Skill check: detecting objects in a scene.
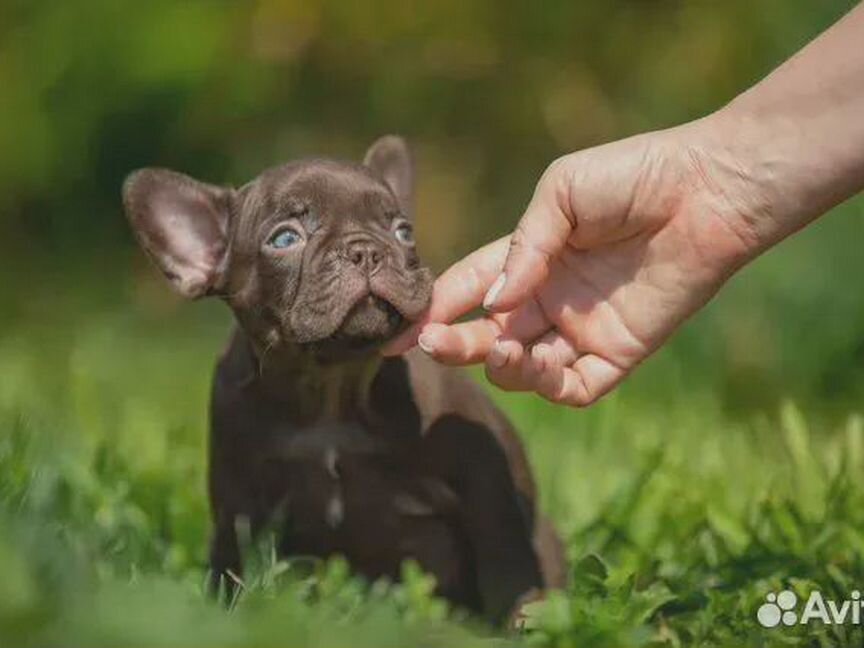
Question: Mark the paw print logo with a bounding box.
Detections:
[757,590,798,628]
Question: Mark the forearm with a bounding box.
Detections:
[706,2,864,254]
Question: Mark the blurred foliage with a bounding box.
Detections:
[1,0,863,413]
[0,0,855,261]
[2,0,864,646]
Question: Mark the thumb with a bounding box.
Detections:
[484,159,575,313]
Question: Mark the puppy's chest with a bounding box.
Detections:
[256,424,464,580]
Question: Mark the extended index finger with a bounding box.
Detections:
[382,235,510,356]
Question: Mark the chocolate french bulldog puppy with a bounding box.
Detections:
[122,136,565,623]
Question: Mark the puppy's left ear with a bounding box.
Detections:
[364,135,414,218]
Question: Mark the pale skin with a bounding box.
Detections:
[384,2,864,407]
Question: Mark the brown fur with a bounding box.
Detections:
[122,136,565,623]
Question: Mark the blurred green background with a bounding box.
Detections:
[2,1,864,646]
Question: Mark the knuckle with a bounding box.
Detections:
[509,221,553,266]
[543,155,573,184]
[460,344,478,366]
[509,222,530,250]
[485,366,517,392]
[571,388,592,408]
[564,370,594,408]
[462,264,486,302]
[533,371,561,403]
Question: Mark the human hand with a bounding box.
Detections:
[384,118,765,406]
[384,4,864,407]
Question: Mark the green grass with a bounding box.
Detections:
[4,214,864,647]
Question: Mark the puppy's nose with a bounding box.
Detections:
[347,240,384,273]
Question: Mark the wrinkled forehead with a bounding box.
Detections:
[239,161,399,230]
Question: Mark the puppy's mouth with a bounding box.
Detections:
[335,293,404,343]
[303,292,405,358]
[289,266,433,357]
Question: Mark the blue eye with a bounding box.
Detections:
[394,221,414,245]
[268,227,301,249]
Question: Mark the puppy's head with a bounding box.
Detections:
[123,136,433,360]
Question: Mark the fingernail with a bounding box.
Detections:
[531,344,551,370]
[417,333,436,355]
[488,341,508,368]
[483,273,506,311]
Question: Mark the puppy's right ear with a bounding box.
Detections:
[364,135,414,218]
[123,169,232,299]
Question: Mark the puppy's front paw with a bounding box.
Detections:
[508,587,546,632]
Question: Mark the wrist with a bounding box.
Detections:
[680,105,811,271]
[660,112,777,275]
[701,78,864,258]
